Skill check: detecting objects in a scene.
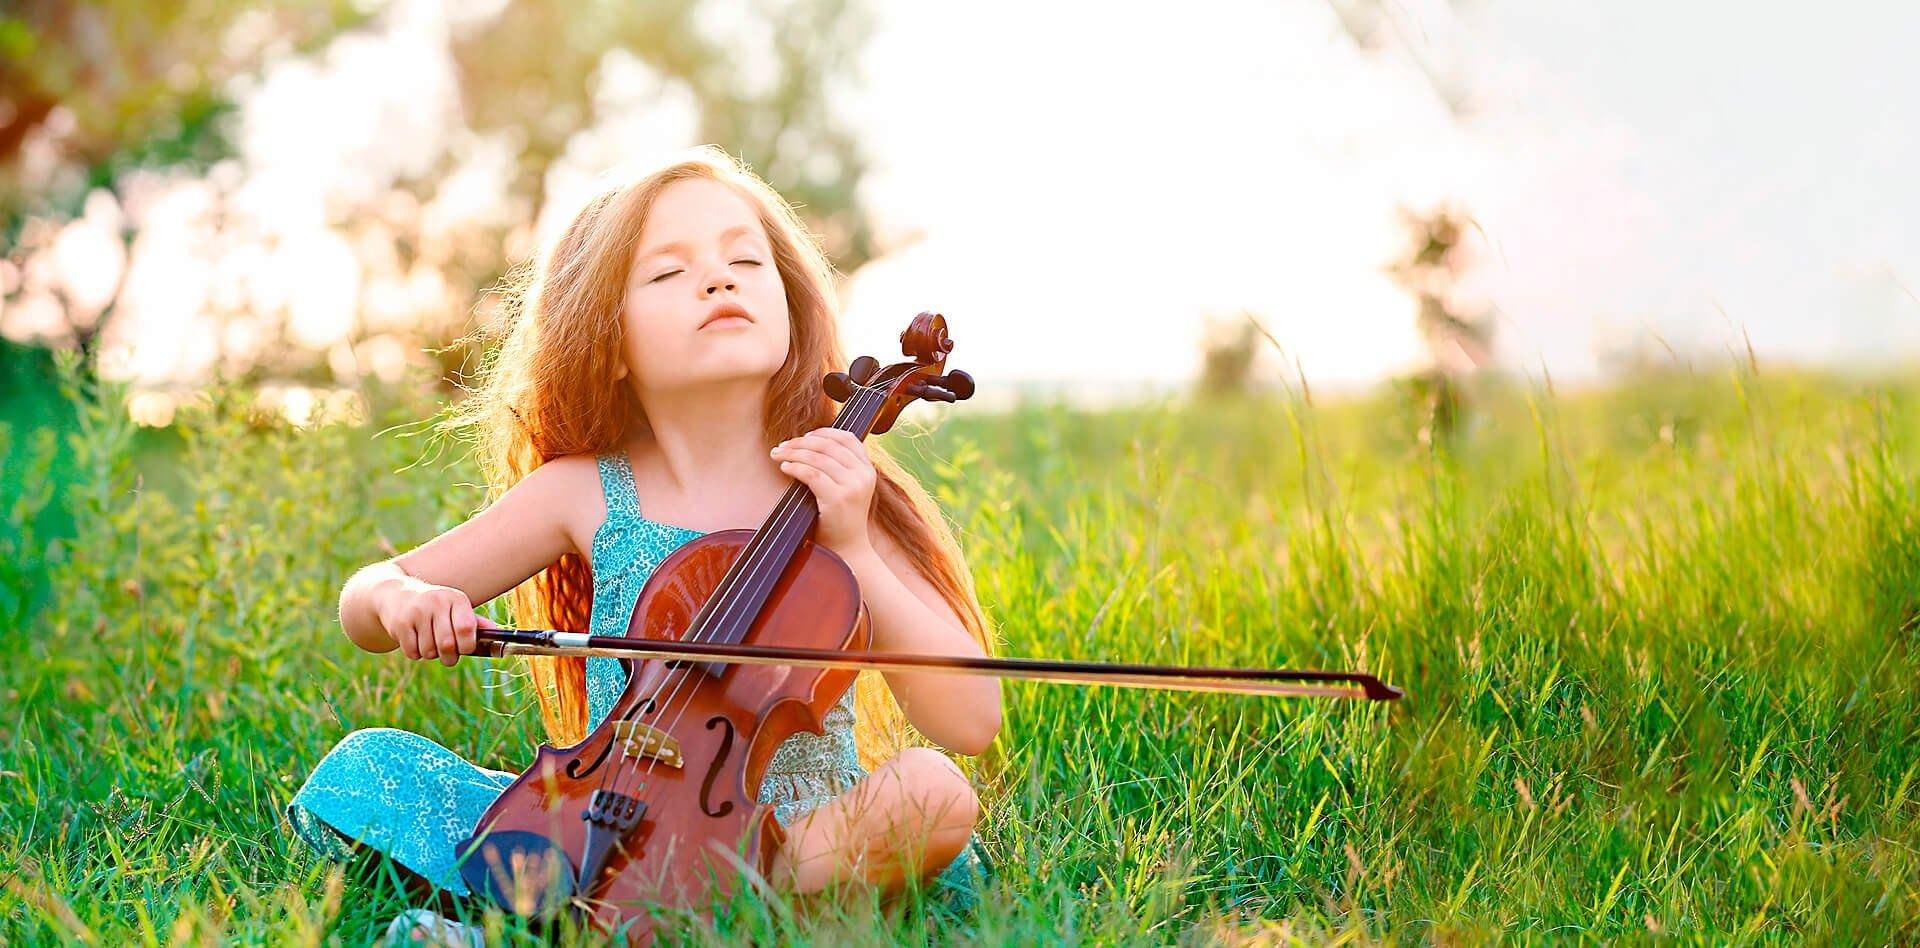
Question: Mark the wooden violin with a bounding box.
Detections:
[453,312,1401,940]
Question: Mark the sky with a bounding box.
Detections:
[13,0,1918,408]
[836,1,1920,391]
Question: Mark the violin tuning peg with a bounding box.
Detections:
[848,356,880,385]
[939,370,975,400]
[823,371,854,402]
[917,384,957,403]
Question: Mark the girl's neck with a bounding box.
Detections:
[631,379,789,522]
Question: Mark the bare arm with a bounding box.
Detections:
[339,455,600,659]
[842,531,1002,756]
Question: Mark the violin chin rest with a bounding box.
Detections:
[457,829,578,920]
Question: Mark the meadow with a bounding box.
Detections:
[2,354,1916,944]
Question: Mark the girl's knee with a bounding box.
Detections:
[890,747,980,832]
[891,746,963,784]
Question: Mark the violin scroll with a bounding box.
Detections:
[822,312,975,434]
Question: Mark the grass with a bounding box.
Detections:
[2,357,1916,944]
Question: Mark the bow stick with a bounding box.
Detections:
[475,628,1403,701]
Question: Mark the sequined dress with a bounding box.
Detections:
[286,451,987,912]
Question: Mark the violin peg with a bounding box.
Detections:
[939,370,975,400]
[849,356,880,385]
[823,371,854,402]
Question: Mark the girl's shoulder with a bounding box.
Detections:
[519,452,622,559]
[532,448,643,485]
[525,452,607,492]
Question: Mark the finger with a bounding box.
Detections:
[821,427,866,450]
[437,602,461,667]
[420,609,443,660]
[801,427,865,453]
[775,445,855,481]
[452,607,478,658]
[396,621,419,660]
[810,430,869,468]
[476,614,501,630]
[827,429,876,472]
[778,459,832,498]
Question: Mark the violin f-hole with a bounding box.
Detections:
[698,715,736,818]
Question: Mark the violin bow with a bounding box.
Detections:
[467,313,1401,704]
[474,628,1403,701]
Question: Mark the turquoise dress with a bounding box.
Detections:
[288,452,988,913]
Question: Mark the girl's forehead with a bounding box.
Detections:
[636,181,767,255]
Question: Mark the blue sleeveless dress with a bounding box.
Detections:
[287,451,987,911]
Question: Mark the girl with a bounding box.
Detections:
[288,145,999,944]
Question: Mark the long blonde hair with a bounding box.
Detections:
[455,146,990,766]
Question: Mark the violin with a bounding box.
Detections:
[453,313,1401,939]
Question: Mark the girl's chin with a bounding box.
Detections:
[654,360,783,389]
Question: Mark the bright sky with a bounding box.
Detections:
[18,0,1918,407]
[838,1,1920,391]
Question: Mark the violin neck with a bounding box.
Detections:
[684,386,888,649]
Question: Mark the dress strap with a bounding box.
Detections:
[595,450,644,519]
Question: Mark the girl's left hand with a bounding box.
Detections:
[771,427,876,559]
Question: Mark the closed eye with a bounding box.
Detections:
[648,269,682,284]
[733,258,763,267]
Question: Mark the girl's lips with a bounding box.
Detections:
[701,315,751,330]
[700,303,753,329]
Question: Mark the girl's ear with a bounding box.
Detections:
[613,361,629,381]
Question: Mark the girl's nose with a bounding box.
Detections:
[705,277,736,295]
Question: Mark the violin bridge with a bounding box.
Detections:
[612,720,684,769]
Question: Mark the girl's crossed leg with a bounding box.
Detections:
[769,747,980,894]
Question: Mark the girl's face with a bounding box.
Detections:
[618,177,792,395]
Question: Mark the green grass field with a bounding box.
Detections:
[2,359,1916,944]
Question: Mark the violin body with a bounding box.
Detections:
[458,529,868,937]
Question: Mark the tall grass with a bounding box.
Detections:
[2,360,1915,944]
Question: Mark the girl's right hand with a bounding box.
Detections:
[376,576,490,666]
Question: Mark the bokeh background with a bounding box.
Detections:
[6,0,1916,421]
[4,2,1918,943]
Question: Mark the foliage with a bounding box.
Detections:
[3,360,1917,943]
[0,1,365,218]
[1,0,878,390]
[450,0,880,267]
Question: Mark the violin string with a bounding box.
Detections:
[605,383,881,804]
[612,382,882,799]
[599,383,884,806]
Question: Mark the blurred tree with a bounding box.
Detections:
[452,0,877,268]
[1322,0,1477,120]
[1385,205,1493,444]
[1324,0,1499,447]
[1,0,878,409]
[0,1,365,368]
[0,1,364,218]
[428,0,878,387]
[1196,310,1263,399]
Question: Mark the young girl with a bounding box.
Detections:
[287,145,999,943]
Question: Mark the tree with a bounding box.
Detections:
[446,0,876,270]
[0,1,364,367]
[1195,310,1264,399]
[0,1,364,215]
[1325,0,1496,443]
[1,0,879,403]
[1385,205,1493,443]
